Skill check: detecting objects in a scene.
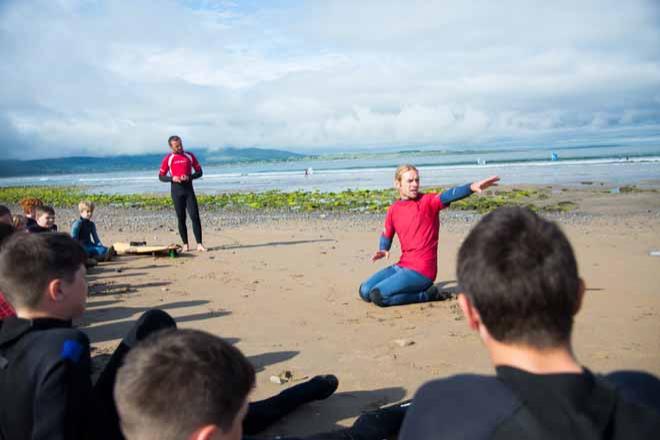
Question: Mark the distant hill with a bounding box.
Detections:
[0,147,308,178]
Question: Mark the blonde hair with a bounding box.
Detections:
[394,164,418,183]
[12,214,27,230]
[78,200,95,213]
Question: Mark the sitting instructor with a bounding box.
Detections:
[159,135,206,252]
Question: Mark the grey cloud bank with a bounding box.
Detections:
[1,0,659,159]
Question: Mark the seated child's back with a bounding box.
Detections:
[0,232,91,439]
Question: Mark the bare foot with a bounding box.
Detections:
[197,243,207,252]
[183,244,191,252]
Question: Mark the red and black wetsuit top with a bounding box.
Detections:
[159,151,202,182]
[382,193,446,280]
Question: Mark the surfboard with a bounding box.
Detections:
[113,242,182,257]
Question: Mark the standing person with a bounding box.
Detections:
[158,135,206,252]
[359,164,499,307]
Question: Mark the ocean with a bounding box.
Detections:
[2,143,659,194]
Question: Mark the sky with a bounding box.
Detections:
[1,0,659,159]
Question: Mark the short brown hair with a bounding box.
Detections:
[35,205,55,217]
[168,135,182,146]
[115,329,255,440]
[457,207,580,348]
[394,164,418,183]
[19,198,43,215]
[0,233,86,309]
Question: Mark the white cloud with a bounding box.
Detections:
[0,0,659,158]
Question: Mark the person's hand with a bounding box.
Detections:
[172,176,181,183]
[371,250,390,262]
[180,174,189,182]
[470,176,500,193]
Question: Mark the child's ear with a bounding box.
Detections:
[458,293,481,331]
[46,279,64,302]
[189,425,218,440]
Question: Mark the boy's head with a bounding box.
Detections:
[457,207,582,349]
[0,232,88,319]
[78,200,95,219]
[19,197,43,218]
[115,329,255,440]
[35,205,56,228]
[0,205,11,225]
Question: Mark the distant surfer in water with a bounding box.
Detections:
[158,135,206,252]
[359,164,499,307]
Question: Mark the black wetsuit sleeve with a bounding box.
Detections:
[159,173,172,182]
[191,169,203,180]
[33,340,93,440]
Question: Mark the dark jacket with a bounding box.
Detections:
[0,317,92,440]
[400,366,660,440]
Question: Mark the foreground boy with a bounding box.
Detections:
[400,207,660,439]
[71,200,115,261]
[0,233,176,439]
[116,329,410,440]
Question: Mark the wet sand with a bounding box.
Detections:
[72,186,660,437]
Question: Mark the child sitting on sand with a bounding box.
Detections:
[27,205,58,233]
[71,200,115,261]
[19,197,43,229]
[0,232,178,439]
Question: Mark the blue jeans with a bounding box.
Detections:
[84,243,109,258]
[359,265,434,307]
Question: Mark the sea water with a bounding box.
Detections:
[2,143,659,194]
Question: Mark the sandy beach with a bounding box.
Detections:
[39,185,660,437]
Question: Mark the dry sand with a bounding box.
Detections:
[78,187,660,437]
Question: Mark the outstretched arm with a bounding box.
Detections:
[438,176,500,206]
[470,175,500,193]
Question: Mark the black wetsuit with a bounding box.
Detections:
[400,366,660,439]
[0,310,176,440]
[0,317,93,439]
[27,224,58,233]
[158,151,203,245]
